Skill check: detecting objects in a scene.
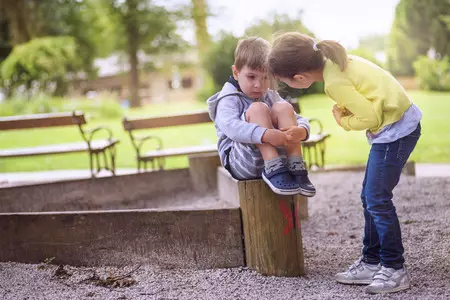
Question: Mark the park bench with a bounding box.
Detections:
[303,118,331,169]
[122,108,330,172]
[0,111,119,177]
[122,110,217,172]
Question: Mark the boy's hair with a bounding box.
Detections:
[268,32,348,78]
[234,37,270,71]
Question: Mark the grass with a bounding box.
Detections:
[0,91,449,173]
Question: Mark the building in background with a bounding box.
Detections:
[70,50,199,105]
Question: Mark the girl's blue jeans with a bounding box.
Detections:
[361,123,421,269]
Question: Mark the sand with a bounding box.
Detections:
[1,171,449,299]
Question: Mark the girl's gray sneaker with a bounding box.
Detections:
[335,257,381,285]
[365,266,410,294]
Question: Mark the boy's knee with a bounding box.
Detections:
[271,101,294,116]
[246,102,270,118]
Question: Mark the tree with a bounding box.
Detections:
[387,0,450,76]
[0,0,116,96]
[413,55,450,91]
[191,0,211,54]
[0,36,81,97]
[244,12,314,42]
[358,34,387,53]
[0,0,34,45]
[108,0,186,107]
[0,6,12,61]
[203,32,238,91]
[349,48,384,68]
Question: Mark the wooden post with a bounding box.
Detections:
[217,167,240,207]
[188,153,221,193]
[239,179,305,276]
[294,195,309,220]
[217,167,307,276]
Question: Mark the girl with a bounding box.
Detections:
[268,32,421,295]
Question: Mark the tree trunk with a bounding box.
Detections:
[191,0,210,54]
[1,0,32,45]
[125,0,140,108]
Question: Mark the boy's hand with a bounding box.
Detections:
[262,129,291,147]
[332,104,343,126]
[279,126,307,144]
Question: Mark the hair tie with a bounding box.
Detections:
[312,43,319,52]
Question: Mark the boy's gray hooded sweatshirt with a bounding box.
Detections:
[207,82,310,167]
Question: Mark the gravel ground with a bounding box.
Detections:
[1,171,449,300]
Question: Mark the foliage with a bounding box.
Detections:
[196,73,216,102]
[1,0,116,73]
[348,48,384,68]
[105,0,187,107]
[244,12,314,42]
[0,7,12,63]
[413,56,450,91]
[202,32,238,92]
[358,34,387,53]
[0,0,117,97]
[0,36,81,96]
[387,0,450,76]
[190,0,211,54]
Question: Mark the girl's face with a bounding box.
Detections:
[279,73,315,89]
[232,65,269,99]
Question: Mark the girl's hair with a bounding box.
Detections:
[268,32,348,78]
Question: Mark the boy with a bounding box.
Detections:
[207,37,315,196]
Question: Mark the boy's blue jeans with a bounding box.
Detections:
[361,123,421,269]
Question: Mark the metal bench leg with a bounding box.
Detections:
[110,147,116,175]
[320,142,326,169]
[313,145,320,169]
[95,152,101,174]
[304,147,312,170]
[89,151,95,178]
[158,157,165,170]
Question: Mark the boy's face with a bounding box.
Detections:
[232,65,269,99]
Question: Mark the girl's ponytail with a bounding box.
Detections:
[316,40,348,71]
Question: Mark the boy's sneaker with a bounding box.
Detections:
[290,169,316,197]
[262,166,301,196]
[365,266,410,294]
[335,257,381,285]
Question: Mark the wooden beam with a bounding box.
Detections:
[188,153,221,193]
[123,110,211,130]
[0,140,119,158]
[144,144,217,159]
[0,111,86,130]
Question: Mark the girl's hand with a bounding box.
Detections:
[279,126,307,144]
[332,104,343,126]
